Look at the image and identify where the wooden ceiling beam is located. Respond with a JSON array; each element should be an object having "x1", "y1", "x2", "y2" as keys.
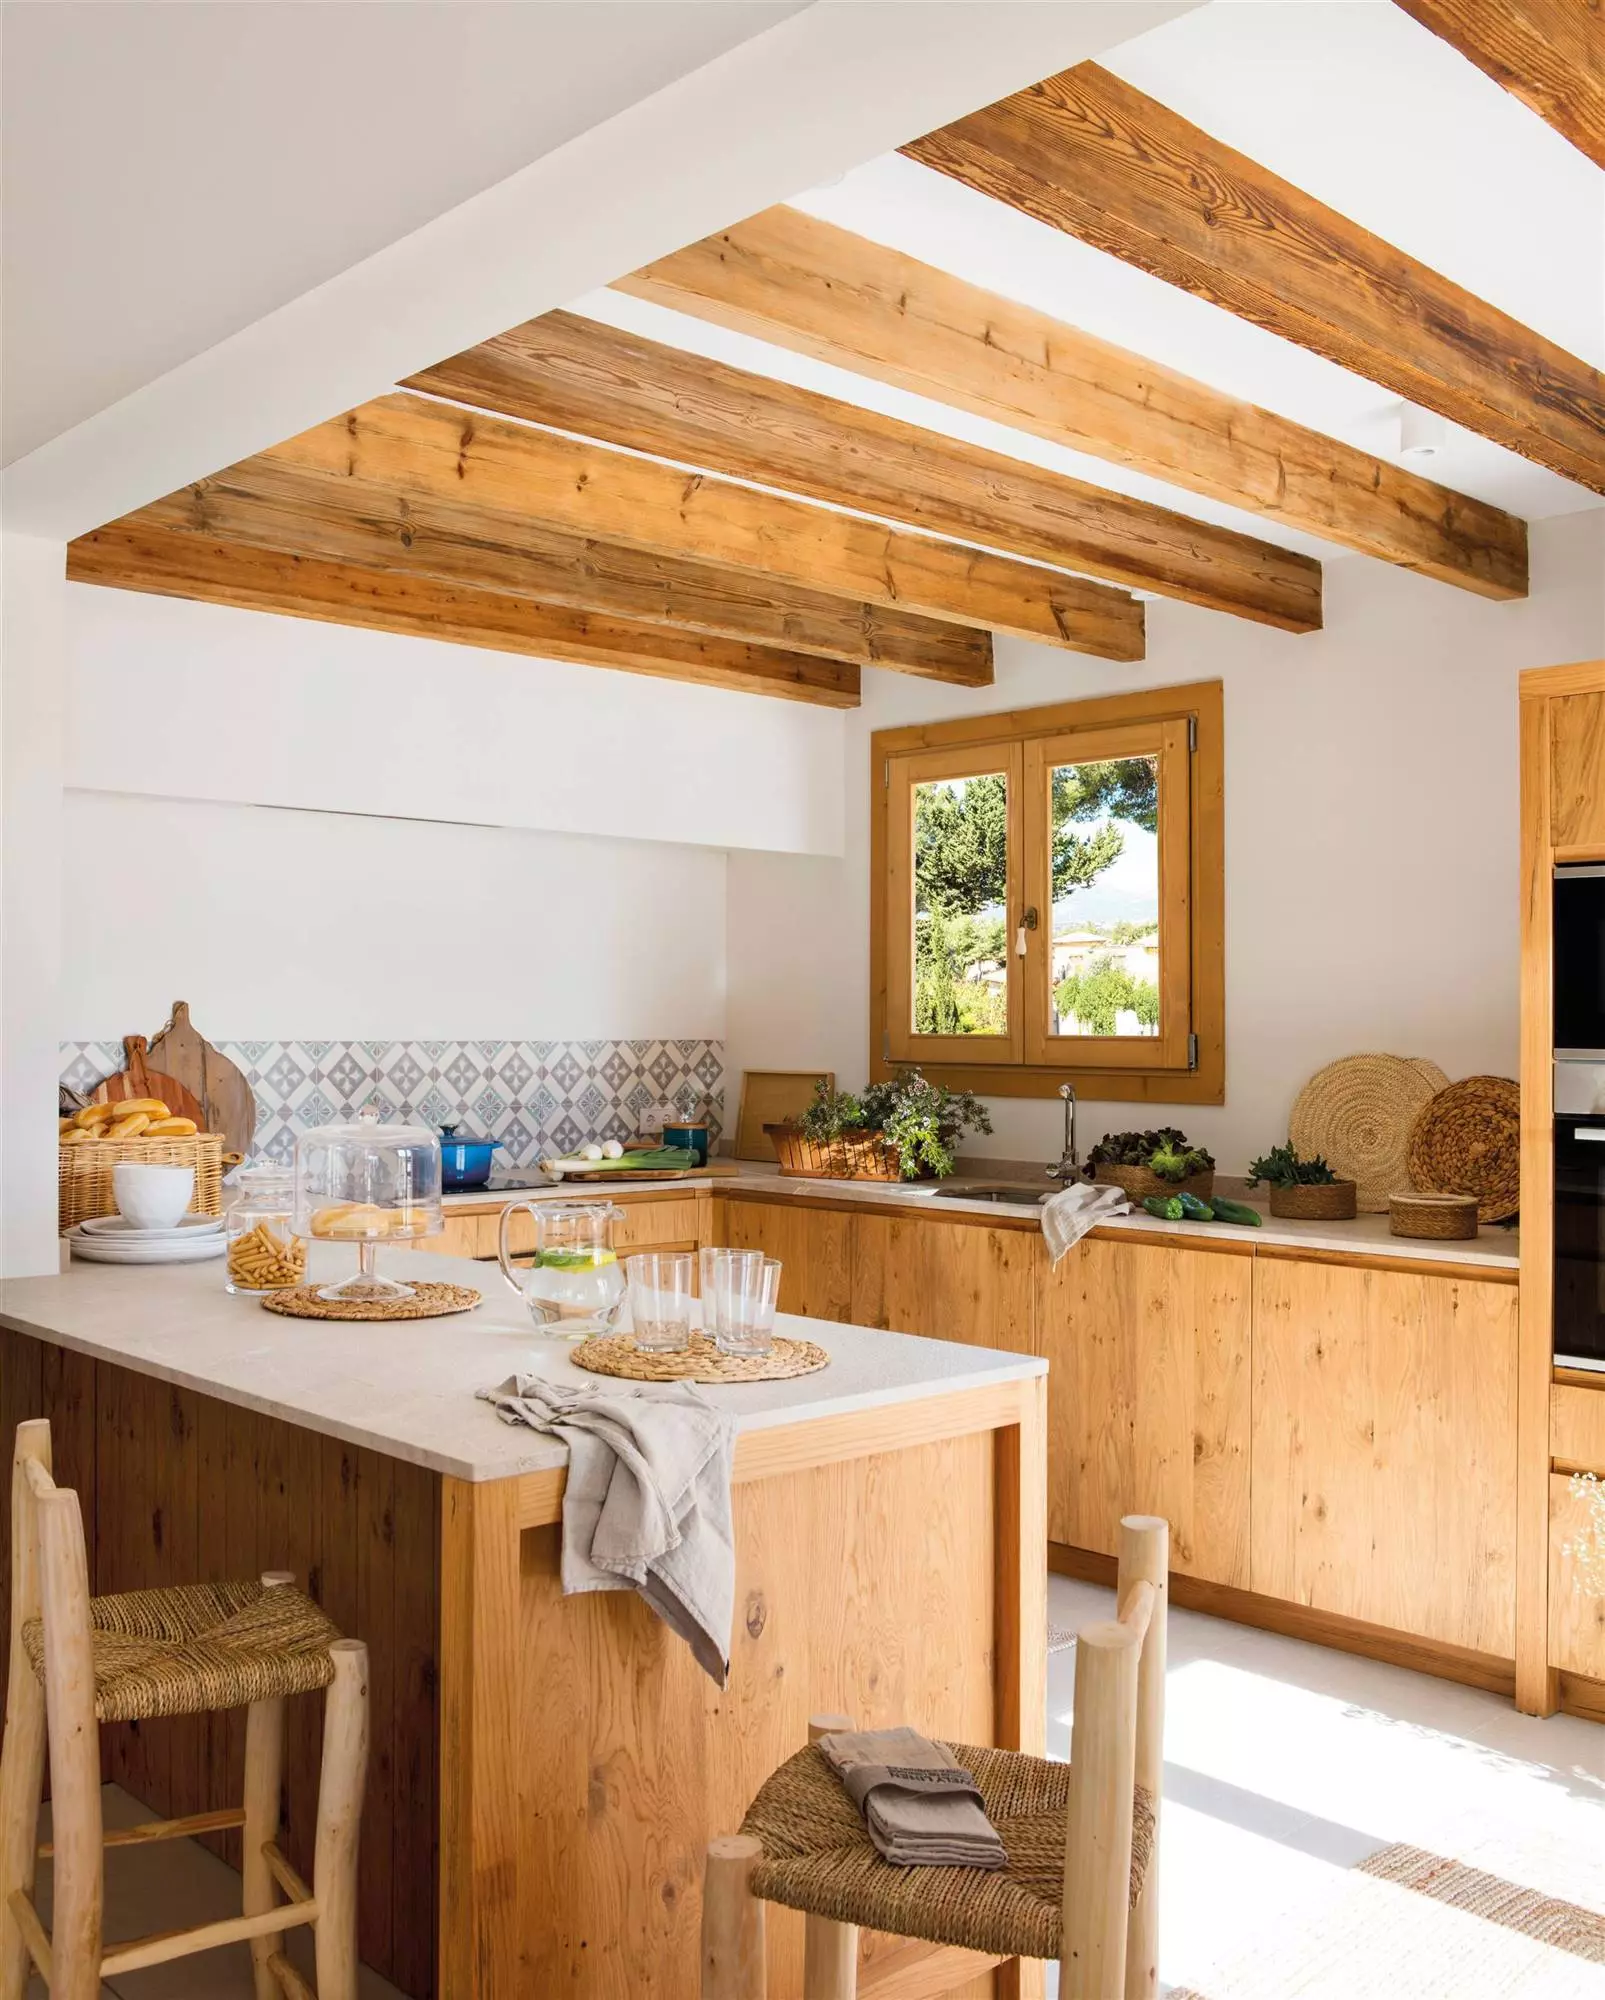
[
  {"x1": 623, "y1": 206, "x2": 1529, "y2": 598},
  {"x1": 67, "y1": 525, "x2": 862, "y2": 707},
  {"x1": 126, "y1": 460, "x2": 993, "y2": 680},
  {"x1": 1393, "y1": 0, "x2": 1605, "y2": 169},
  {"x1": 406, "y1": 309, "x2": 1323, "y2": 634},
  {"x1": 901, "y1": 62, "x2": 1605, "y2": 494},
  {"x1": 263, "y1": 391, "x2": 1143, "y2": 665}
]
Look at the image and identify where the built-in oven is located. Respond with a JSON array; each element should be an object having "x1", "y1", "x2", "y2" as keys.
[
  {"x1": 1554, "y1": 864, "x2": 1605, "y2": 1057},
  {"x1": 1554, "y1": 1112, "x2": 1605, "y2": 1374}
]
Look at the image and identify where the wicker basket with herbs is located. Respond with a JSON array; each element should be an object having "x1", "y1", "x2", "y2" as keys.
[
  {"x1": 767, "y1": 1071, "x2": 992, "y2": 1183},
  {"x1": 1246, "y1": 1143, "x2": 1358, "y2": 1220},
  {"x1": 1085, "y1": 1129, "x2": 1216, "y2": 1203}
]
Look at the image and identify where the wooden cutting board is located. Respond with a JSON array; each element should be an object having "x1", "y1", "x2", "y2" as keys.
[
  {"x1": 92, "y1": 1036, "x2": 207, "y2": 1128},
  {"x1": 146, "y1": 1001, "x2": 257, "y2": 1158}
]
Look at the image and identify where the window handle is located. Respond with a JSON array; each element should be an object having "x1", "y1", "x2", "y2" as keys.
[{"x1": 1016, "y1": 907, "x2": 1039, "y2": 957}]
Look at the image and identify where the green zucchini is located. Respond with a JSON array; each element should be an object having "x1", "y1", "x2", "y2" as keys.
[
  {"x1": 1209, "y1": 1197, "x2": 1264, "y2": 1228},
  {"x1": 1176, "y1": 1191, "x2": 1215, "y2": 1221},
  {"x1": 1142, "y1": 1194, "x2": 1185, "y2": 1222}
]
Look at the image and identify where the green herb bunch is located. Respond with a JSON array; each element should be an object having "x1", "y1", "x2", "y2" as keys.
[
  {"x1": 795, "y1": 1069, "x2": 992, "y2": 1180},
  {"x1": 1246, "y1": 1142, "x2": 1339, "y2": 1189}
]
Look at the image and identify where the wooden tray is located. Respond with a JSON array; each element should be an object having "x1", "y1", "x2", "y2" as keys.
[{"x1": 540, "y1": 1161, "x2": 741, "y2": 1183}]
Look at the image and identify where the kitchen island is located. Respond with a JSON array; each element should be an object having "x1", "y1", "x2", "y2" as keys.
[{"x1": 0, "y1": 1251, "x2": 1047, "y2": 2000}]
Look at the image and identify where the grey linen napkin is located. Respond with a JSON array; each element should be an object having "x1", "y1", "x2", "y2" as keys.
[
  {"x1": 816, "y1": 1726, "x2": 1006, "y2": 1870},
  {"x1": 478, "y1": 1375, "x2": 736, "y2": 1685}
]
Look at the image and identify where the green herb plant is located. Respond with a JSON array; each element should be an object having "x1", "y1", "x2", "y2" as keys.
[
  {"x1": 1086, "y1": 1128, "x2": 1215, "y2": 1180},
  {"x1": 1246, "y1": 1142, "x2": 1340, "y2": 1189},
  {"x1": 795, "y1": 1069, "x2": 992, "y2": 1181}
]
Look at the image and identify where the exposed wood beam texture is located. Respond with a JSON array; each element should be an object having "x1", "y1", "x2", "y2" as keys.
[
  {"x1": 67, "y1": 525, "x2": 862, "y2": 707},
  {"x1": 901, "y1": 63, "x2": 1605, "y2": 494},
  {"x1": 265, "y1": 392, "x2": 1143, "y2": 664},
  {"x1": 127, "y1": 461, "x2": 993, "y2": 679},
  {"x1": 624, "y1": 206, "x2": 1529, "y2": 598},
  {"x1": 407, "y1": 309, "x2": 1322, "y2": 634},
  {"x1": 1394, "y1": 0, "x2": 1605, "y2": 168}
]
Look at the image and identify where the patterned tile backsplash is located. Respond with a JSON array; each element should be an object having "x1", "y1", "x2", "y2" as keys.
[{"x1": 60, "y1": 1038, "x2": 724, "y2": 1169}]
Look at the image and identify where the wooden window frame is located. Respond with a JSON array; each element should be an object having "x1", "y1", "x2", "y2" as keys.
[{"x1": 870, "y1": 679, "x2": 1224, "y2": 1104}]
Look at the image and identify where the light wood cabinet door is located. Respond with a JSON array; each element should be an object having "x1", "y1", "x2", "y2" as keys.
[
  {"x1": 722, "y1": 1200, "x2": 854, "y2": 1321},
  {"x1": 849, "y1": 1214, "x2": 1039, "y2": 1357},
  {"x1": 1251, "y1": 1260, "x2": 1519, "y2": 1656},
  {"x1": 1550, "y1": 691, "x2": 1605, "y2": 851},
  {"x1": 1040, "y1": 1236, "x2": 1251, "y2": 1584},
  {"x1": 1549, "y1": 1472, "x2": 1605, "y2": 1678}
]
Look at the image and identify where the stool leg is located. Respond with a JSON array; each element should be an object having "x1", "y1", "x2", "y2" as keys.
[
  {"x1": 35, "y1": 1488, "x2": 102, "y2": 2000},
  {"x1": 243, "y1": 1694, "x2": 287, "y2": 2000},
  {"x1": 0, "y1": 1420, "x2": 51, "y2": 2000},
  {"x1": 803, "y1": 1714, "x2": 857, "y2": 2000},
  {"x1": 0, "y1": 1643, "x2": 46, "y2": 2000},
  {"x1": 313, "y1": 1639, "x2": 368, "y2": 2000},
  {"x1": 701, "y1": 1835, "x2": 765, "y2": 2000}
]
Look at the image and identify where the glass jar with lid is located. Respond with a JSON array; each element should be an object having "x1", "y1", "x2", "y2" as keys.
[
  {"x1": 224, "y1": 1164, "x2": 305, "y2": 1295},
  {"x1": 293, "y1": 1105, "x2": 443, "y2": 1303}
]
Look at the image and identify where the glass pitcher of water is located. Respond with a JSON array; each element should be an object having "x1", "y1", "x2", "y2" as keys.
[{"x1": 497, "y1": 1200, "x2": 625, "y2": 1338}]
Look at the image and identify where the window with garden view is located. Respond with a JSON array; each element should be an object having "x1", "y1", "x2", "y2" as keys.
[{"x1": 875, "y1": 684, "x2": 1222, "y2": 1101}]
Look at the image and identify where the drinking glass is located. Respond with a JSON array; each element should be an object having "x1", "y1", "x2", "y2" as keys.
[
  {"x1": 627, "y1": 1252, "x2": 693, "y2": 1352},
  {"x1": 715, "y1": 1256, "x2": 781, "y2": 1358},
  {"x1": 699, "y1": 1247, "x2": 761, "y2": 1342}
]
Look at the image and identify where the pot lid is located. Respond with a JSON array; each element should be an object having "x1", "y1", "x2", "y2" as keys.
[{"x1": 437, "y1": 1123, "x2": 497, "y2": 1148}]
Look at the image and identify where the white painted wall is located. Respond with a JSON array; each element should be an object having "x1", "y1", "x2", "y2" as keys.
[
  {"x1": 60, "y1": 791, "x2": 725, "y2": 1043},
  {"x1": 726, "y1": 514, "x2": 1605, "y2": 1174},
  {"x1": 65, "y1": 585, "x2": 845, "y2": 858}
]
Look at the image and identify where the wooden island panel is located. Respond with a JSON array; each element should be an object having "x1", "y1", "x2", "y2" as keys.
[
  {"x1": 1251, "y1": 1261, "x2": 1519, "y2": 1657},
  {"x1": 1040, "y1": 1235, "x2": 1252, "y2": 1584}
]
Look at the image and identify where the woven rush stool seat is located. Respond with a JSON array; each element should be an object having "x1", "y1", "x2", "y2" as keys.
[
  {"x1": 21, "y1": 1577, "x2": 341, "y2": 1723},
  {"x1": 739, "y1": 1741, "x2": 1155, "y2": 1963}
]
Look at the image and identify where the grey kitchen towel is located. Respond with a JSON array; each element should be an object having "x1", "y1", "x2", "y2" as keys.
[
  {"x1": 817, "y1": 1726, "x2": 1006, "y2": 1870},
  {"x1": 1042, "y1": 1181, "x2": 1133, "y2": 1265},
  {"x1": 477, "y1": 1374, "x2": 737, "y2": 1685}
]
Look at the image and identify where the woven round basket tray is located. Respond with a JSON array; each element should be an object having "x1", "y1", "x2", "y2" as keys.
[
  {"x1": 1389, "y1": 1191, "x2": 1480, "y2": 1241},
  {"x1": 1289, "y1": 1054, "x2": 1450, "y2": 1213},
  {"x1": 572, "y1": 1329, "x2": 830, "y2": 1384},
  {"x1": 262, "y1": 1282, "x2": 481, "y2": 1322},
  {"x1": 1405, "y1": 1075, "x2": 1520, "y2": 1223}
]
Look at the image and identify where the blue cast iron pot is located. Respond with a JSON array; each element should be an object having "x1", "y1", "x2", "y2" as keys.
[{"x1": 437, "y1": 1124, "x2": 499, "y2": 1189}]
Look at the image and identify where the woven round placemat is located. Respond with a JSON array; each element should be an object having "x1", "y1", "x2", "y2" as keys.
[
  {"x1": 1289, "y1": 1054, "x2": 1450, "y2": 1213},
  {"x1": 572, "y1": 1329, "x2": 829, "y2": 1384},
  {"x1": 262, "y1": 1282, "x2": 481, "y2": 1322},
  {"x1": 1405, "y1": 1075, "x2": 1520, "y2": 1223}
]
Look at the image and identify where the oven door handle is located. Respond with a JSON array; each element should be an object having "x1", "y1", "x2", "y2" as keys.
[{"x1": 1568, "y1": 1127, "x2": 1605, "y2": 1143}]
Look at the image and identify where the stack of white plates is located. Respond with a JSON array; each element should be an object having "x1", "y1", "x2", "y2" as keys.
[{"x1": 67, "y1": 1214, "x2": 227, "y2": 1265}]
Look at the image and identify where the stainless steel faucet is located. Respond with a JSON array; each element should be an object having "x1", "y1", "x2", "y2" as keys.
[{"x1": 1047, "y1": 1083, "x2": 1080, "y2": 1181}]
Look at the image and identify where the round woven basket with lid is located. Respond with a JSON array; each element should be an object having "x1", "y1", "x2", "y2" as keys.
[
  {"x1": 1405, "y1": 1075, "x2": 1520, "y2": 1223},
  {"x1": 1289, "y1": 1055, "x2": 1449, "y2": 1213}
]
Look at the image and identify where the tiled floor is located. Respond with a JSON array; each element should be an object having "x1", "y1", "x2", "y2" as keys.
[
  {"x1": 1047, "y1": 1572, "x2": 1605, "y2": 1999},
  {"x1": 24, "y1": 1588, "x2": 1605, "y2": 1997}
]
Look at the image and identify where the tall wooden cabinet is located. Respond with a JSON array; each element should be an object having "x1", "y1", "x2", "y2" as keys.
[{"x1": 1519, "y1": 659, "x2": 1605, "y2": 1715}]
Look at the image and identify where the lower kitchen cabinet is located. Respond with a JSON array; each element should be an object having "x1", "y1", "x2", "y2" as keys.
[
  {"x1": 1041, "y1": 1235, "x2": 1252, "y2": 1586},
  {"x1": 719, "y1": 1199, "x2": 854, "y2": 1321},
  {"x1": 1549, "y1": 1472, "x2": 1605, "y2": 1679},
  {"x1": 849, "y1": 1212, "x2": 1040, "y2": 1357},
  {"x1": 1250, "y1": 1257, "x2": 1519, "y2": 1657}
]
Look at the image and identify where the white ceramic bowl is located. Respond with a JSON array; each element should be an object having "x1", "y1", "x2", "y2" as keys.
[{"x1": 112, "y1": 1162, "x2": 195, "y2": 1232}]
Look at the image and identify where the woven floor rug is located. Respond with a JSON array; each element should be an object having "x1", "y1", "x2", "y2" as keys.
[{"x1": 1169, "y1": 1844, "x2": 1605, "y2": 1999}]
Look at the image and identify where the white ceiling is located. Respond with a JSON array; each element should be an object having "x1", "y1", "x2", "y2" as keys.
[
  {"x1": 583, "y1": 0, "x2": 1605, "y2": 552},
  {"x1": 0, "y1": 1, "x2": 799, "y2": 465}
]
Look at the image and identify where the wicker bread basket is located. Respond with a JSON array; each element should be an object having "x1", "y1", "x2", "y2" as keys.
[
  {"x1": 59, "y1": 1133, "x2": 225, "y2": 1231},
  {"x1": 1093, "y1": 1163, "x2": 1215, "y2": 1204},
  {"x1": 1267, "y1": 1179, "x2": 1358, "y2": 1221},
  {"x1": 765, "y1": 1124, "x2": 904, "y2": 1182},
  {"x1": 1388, "y1": 1191, "x2": 1479, "y2": 1240}
]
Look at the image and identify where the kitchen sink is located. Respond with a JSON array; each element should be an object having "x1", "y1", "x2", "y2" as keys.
[{"x1": 932, "y1": 1184, "x2": 1053, "y2": 1205}]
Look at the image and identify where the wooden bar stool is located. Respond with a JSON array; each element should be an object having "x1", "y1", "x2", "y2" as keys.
[
  {"x1": 702, "y1": 1515, "x2": 1168, "y2": 2000},
  {"x1": 0, "y1": 1419, "x2": 369, "y2": 2000}
]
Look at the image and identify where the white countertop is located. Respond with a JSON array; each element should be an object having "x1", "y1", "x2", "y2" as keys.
[
  {"x1": 0, "y1": 1249, "x2": 1045, "y2": 1485},
  {"x1": 448, "y1": 1165, "x2": 1519, "y2": 1272}
]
